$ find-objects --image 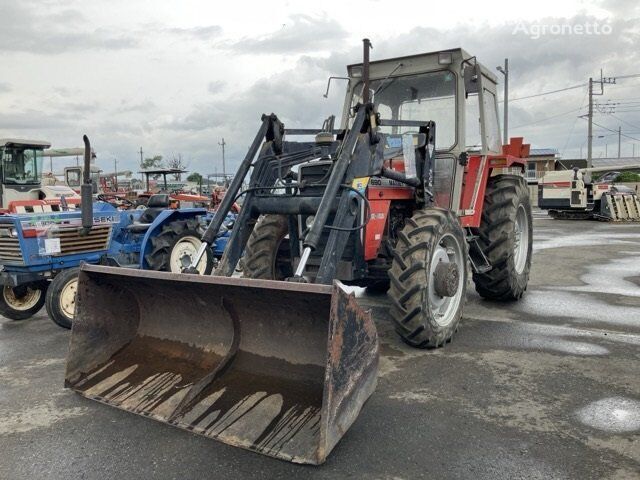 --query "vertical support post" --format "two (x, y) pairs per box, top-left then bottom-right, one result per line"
(618, 126), (622, 158)
(503, 58), (509, 145)
(362, 39), (371, 104)
(139, 147), (144, 186)
(219, 138), (227, 186)
(587, 77), (593, 168)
